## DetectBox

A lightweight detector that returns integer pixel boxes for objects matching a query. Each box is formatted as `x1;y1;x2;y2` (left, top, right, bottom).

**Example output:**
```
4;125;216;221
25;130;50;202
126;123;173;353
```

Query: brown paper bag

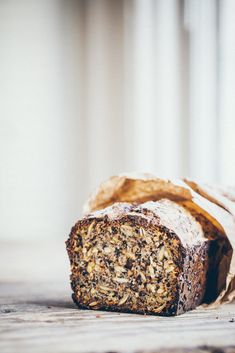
84;173;235;305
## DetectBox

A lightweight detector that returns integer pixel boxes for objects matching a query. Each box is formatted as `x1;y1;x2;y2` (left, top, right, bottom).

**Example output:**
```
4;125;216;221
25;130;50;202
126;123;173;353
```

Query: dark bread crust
179;201;230;303
66;200;210;316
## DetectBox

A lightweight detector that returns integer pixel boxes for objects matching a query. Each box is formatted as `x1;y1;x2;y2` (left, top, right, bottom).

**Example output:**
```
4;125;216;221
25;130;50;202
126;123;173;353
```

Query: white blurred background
0;0;235;241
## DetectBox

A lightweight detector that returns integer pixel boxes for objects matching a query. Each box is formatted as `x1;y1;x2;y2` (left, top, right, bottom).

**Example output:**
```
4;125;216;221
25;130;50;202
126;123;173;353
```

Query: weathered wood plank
0;241;235;353
1;281;235;353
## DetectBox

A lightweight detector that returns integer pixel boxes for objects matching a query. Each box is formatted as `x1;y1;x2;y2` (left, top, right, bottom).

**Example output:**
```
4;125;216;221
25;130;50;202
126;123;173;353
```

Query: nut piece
118;293;129;305
120;225;133;237
148;265;155;278
152;303;166;313
114;277;129;284
164;249;170;259
114;265;126;273
139;227;146;237
146;284;155;293
87;222;95;238
87;262;95;273
104;247;111;254
99;285;113;292
89;301;98;307
158;246;165;261
165;265;175;273
139;271;146;283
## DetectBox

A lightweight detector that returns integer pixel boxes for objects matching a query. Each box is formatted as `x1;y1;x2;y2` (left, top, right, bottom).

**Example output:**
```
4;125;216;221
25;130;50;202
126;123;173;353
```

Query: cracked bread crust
66;200;210;316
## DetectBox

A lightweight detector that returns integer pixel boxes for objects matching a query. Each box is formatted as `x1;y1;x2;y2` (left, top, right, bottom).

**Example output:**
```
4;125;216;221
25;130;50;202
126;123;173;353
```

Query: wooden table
0;240;235;353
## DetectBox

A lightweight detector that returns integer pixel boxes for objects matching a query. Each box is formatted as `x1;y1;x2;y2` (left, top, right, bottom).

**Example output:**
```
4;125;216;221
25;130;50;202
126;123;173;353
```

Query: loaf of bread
66;199;213;316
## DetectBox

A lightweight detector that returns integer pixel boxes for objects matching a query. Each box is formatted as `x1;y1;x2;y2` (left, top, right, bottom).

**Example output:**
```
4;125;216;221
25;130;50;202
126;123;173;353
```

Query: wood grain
0;241;235;353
